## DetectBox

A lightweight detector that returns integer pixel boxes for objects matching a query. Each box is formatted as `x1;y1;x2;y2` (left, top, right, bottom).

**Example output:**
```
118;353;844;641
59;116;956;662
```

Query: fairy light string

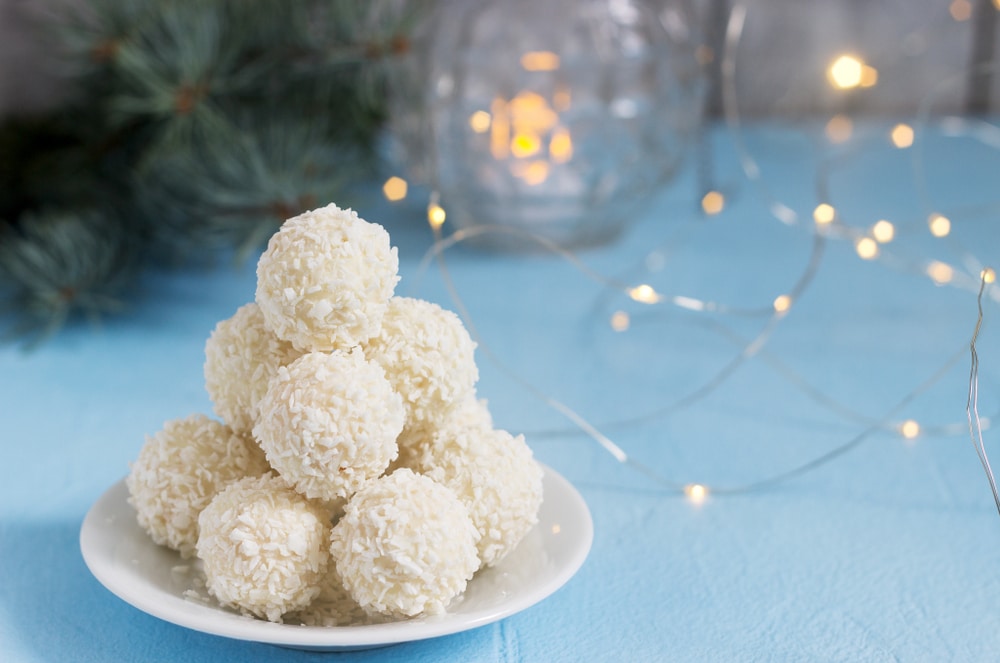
968;272;1000;517
378;4;1000;503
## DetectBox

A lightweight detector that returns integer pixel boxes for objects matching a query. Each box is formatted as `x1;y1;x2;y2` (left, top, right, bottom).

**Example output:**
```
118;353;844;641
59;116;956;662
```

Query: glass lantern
388;0;704;250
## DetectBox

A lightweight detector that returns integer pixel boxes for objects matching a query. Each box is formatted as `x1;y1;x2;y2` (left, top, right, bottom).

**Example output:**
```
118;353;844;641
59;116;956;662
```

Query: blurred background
3;1;997;117
0;0;998;340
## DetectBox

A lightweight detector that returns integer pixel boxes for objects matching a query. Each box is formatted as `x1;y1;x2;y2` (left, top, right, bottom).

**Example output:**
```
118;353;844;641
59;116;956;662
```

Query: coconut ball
253;349;404;502
392;393;492;473
363;297;478;433
204;302;300;434
196;474;331;622
330;469;480;618
255;203;399;352
411;427;543;568
286;565;380;627
126;414;270;558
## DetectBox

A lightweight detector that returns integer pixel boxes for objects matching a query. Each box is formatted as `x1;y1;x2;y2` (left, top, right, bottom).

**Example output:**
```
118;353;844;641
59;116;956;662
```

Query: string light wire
968;274;1000;516
396;5;1000;500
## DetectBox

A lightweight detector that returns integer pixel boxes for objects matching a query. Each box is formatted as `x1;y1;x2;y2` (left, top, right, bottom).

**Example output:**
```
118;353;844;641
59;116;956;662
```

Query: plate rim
79;463;593;650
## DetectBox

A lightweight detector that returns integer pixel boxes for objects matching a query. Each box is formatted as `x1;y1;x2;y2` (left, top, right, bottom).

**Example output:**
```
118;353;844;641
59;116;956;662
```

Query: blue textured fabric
2;122;1000;662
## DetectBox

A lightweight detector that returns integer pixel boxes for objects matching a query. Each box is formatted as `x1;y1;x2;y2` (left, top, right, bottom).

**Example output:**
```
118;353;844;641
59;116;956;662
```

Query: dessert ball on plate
410;426;543;568
126;414;270;558
203;302;300;434
392;392;492;472
363;296;478;433
255;203;399;352
330;469;480;618
253;349;404;502
196;474;331;622
285;565;380;627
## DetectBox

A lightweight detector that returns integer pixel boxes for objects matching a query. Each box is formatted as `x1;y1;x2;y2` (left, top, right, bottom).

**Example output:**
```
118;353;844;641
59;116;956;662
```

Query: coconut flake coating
255;203;399;352
411;427;543;568
196;474;331;622
392;393;492;473
363;297;478;432
329;469;480;618
286;565;382;627
253;349;404;502
126;414;270;558
204;302;300;434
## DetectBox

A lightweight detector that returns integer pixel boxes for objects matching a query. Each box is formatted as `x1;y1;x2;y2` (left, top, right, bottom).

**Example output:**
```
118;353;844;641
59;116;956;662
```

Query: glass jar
388;0;704;250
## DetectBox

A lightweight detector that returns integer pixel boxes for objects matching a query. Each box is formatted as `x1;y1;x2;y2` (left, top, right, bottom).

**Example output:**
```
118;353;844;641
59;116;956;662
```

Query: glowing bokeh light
813;203;836;225
828;54;864;89
928;213;951;238
469;110;491;133
900;419;920;440
629;284;660;304
890;123;914;148
927;261;954;284
825;114;853;143
685;484;708;504
701;190;725;215
950;0;972;21
872;220;895;243
520;51;560;72
427;203;446;229
381;176;408;202
855;236;879;260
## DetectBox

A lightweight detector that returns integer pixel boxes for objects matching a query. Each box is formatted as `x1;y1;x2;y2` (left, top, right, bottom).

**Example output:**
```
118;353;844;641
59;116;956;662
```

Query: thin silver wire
967;274;1000;517
403;2;996;497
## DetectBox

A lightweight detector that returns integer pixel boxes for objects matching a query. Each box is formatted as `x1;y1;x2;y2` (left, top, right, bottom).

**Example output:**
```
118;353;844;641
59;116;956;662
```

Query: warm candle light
511;132;542;158
512;160;550;185
520;50;560;72
549;127;573;163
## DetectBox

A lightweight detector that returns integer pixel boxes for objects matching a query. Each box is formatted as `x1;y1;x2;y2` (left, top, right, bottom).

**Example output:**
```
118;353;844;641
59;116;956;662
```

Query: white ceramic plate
79;464;593;651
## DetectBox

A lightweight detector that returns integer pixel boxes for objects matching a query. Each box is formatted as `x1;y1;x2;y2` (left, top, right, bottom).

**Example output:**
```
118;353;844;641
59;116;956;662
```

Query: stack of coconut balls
126;203;544;624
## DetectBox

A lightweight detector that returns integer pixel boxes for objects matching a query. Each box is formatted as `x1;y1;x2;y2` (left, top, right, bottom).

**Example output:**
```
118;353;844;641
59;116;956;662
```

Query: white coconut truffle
253;349;404;502
363;297;478;433
204;302;300;434
286;565;381;627
392;393;492;472
330;469;480;618
255;203;399;352
126;414;270;558
411;427;543;568
196;474;331;622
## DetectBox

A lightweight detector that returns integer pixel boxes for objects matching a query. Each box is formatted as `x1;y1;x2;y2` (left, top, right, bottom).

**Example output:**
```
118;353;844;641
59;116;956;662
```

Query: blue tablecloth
3;120;1000;662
